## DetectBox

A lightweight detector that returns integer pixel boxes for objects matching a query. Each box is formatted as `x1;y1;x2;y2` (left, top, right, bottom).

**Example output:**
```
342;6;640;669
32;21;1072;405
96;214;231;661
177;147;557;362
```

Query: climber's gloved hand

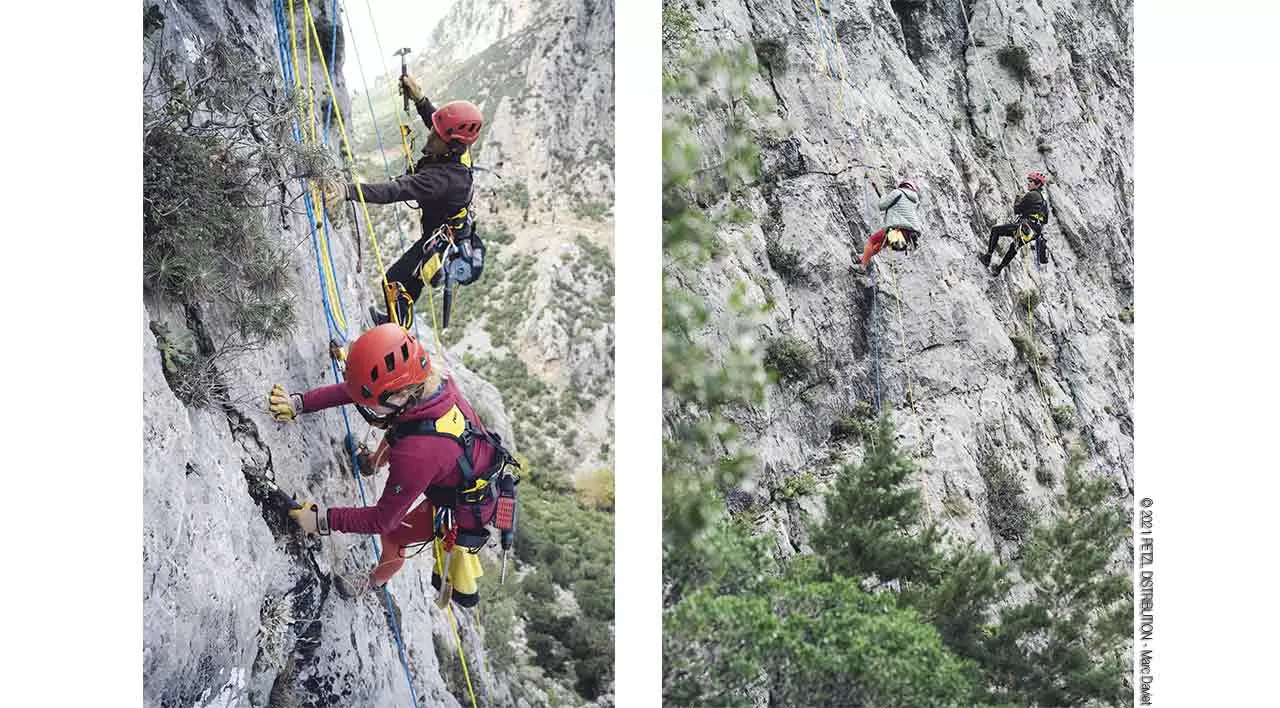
288;501;331;535
319;179;347;208
268;384;303;422
400;74;424;102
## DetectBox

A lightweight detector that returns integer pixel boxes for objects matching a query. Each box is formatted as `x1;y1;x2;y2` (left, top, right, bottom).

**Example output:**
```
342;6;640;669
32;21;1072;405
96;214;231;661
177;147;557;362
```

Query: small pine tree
813;415;942;584
985;459;1133;706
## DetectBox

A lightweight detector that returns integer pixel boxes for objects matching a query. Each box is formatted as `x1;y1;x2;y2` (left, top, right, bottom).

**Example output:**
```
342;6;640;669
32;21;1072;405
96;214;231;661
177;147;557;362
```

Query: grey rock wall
667;0;1132;553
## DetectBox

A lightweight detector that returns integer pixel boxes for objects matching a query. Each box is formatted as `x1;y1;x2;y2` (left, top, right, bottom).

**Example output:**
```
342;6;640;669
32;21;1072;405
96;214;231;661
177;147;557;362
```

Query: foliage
144;34;301;407
1051;404;1077;430
813;416;942;584
1035;464;1056;487
763;336;815;385
663;516;775;605
1005;101;1026;126
662;3;696;56
144;122;295;329
572;200;610;221
485;221;516;245
501;181;531;210
1009;332;1048;368
511;473;614;699
764;236;802;280
1119;306;1134;324
774;471;817;501
996;44;1033;82
979;450;1034;545
575;468;615;511
149;321;225;408
1018;288;1040;312
830;400;876;443
665;575;977;707
663;46;772;546
942;491;968;518
985;462;1133;706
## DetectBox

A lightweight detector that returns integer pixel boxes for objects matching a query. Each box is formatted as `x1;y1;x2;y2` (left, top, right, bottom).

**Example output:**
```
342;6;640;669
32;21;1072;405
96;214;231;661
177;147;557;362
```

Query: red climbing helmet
431;100;484;146
898;180;917;191
344;324;431;409
1027;171;1049;188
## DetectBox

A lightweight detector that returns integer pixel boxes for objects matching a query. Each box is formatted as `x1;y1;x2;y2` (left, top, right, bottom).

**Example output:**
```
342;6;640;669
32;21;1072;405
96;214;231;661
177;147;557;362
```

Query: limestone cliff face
143;1;605;705
665;0;1132;556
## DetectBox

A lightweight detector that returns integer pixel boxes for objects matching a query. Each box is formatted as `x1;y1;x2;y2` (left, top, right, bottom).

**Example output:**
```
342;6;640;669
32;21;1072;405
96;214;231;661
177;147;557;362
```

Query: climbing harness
383;403;522;553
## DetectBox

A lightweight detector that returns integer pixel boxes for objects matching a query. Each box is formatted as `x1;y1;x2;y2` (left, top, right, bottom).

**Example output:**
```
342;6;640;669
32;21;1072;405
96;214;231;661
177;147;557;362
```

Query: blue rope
272;3;420;704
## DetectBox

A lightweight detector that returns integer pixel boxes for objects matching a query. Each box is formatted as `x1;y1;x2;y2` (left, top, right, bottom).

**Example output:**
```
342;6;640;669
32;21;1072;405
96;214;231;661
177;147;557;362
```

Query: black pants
385;233;434;302
985;221;1046;273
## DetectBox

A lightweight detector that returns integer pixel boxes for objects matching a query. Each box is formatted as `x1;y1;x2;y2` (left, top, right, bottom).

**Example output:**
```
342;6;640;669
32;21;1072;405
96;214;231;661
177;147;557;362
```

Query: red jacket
300;378;498;536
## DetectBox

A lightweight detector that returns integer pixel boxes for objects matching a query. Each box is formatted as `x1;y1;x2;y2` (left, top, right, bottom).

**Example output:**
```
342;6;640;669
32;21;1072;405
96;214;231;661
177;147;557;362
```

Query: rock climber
856;179;922;269
979;170;1051;275
321;73;484;326
266;324;511;606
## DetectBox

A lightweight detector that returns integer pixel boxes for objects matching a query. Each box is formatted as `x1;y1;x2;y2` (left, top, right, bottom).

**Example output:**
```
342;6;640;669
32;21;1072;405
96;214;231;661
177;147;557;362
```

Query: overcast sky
339;0;452;96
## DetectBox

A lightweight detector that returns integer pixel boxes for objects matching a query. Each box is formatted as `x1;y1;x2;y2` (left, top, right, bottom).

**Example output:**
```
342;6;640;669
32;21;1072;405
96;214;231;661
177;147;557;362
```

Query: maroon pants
370;502;436;587
860;228;888;266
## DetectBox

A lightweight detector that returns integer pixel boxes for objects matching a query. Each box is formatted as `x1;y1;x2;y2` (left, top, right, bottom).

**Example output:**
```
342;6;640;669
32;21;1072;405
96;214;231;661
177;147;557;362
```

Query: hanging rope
273;2;421;704
434;538;480;708
278;5;478;706
957;0;1020;186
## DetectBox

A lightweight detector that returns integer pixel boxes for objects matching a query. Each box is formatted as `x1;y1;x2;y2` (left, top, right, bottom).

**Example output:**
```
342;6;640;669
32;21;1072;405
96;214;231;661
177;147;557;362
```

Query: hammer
393;47;412;112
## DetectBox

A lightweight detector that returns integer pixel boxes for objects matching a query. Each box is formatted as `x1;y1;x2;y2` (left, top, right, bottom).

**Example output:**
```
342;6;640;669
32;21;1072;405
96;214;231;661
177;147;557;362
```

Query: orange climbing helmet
1027;171;1049;188
431;100;484;146
344;324;431;409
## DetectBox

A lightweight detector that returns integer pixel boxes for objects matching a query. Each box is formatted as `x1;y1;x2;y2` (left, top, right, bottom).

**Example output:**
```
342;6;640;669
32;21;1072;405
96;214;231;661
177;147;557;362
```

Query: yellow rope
884;261;929;460
287;7;475;707
434;536;479;708
285;0;347;333
301;2;393;297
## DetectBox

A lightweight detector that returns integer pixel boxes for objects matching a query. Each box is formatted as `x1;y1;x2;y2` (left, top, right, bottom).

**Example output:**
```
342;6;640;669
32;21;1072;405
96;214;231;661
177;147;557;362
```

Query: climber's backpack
385;403;520;553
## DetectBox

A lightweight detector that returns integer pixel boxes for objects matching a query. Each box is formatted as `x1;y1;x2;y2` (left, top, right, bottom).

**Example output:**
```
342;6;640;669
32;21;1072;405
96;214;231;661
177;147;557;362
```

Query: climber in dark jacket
980;171;1051;275
322;74;484;324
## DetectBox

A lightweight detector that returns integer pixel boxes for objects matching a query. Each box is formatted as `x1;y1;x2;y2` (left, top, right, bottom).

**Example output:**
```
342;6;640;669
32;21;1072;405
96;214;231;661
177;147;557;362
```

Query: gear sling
383;403;521;592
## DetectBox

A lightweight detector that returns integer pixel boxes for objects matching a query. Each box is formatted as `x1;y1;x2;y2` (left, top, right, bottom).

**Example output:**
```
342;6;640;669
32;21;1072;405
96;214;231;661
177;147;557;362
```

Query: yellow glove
268;384;302;422
288;502;330;535
400;74;424;102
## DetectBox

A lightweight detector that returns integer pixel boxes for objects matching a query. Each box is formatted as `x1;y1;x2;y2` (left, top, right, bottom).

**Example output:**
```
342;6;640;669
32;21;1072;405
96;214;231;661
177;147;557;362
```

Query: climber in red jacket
267;324;513;605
